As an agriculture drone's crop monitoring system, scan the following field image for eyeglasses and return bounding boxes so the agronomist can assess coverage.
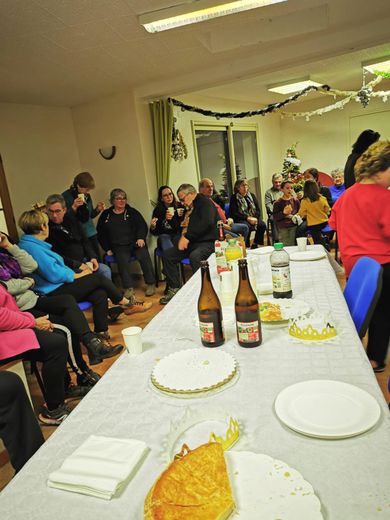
[48,208,64,214]
[114,197,127,201]
[178,194,189,204]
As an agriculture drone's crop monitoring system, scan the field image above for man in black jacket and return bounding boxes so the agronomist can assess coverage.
[160,183,219,305]
[46,194,111,280]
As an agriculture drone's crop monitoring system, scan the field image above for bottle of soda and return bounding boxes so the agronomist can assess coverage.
[235,258,262,348]
[198,260,225,347]
[270,242,292,299]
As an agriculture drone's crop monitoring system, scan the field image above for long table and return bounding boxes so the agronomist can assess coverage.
[1,247,389,519]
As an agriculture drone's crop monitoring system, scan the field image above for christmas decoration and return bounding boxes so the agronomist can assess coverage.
[282,143,304,192]
[171,119,188,162]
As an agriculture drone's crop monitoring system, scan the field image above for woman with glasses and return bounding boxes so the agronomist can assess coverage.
[150,185,184,251]
[229,179,266,248]
[97,189,156,299]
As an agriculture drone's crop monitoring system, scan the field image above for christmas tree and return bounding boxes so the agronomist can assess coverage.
[282,143,304,192]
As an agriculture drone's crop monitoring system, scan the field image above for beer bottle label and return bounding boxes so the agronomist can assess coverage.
[199,321,224,343]
[237,320,260,343]
[271,266,292,293]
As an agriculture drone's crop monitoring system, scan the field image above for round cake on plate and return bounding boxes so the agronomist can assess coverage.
[151,349,237,395]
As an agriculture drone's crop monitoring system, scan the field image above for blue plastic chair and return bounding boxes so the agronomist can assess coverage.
[344,257,383,338]
[224,203,230,218]
[78,301,92,311]
[153,247,190,286]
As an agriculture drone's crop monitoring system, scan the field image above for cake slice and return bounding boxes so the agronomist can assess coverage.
[144,442,235,520]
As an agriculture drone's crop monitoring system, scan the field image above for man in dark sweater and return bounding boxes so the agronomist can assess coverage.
[160,183,219,305]
[46,194,111,280]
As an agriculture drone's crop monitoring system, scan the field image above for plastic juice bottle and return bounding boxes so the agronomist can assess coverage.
[225,239,243,270]
[270,242,292,299]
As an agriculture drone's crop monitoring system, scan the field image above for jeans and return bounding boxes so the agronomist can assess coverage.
[162,241,215,289]
[230,223,249,241]
[113,244,155,289]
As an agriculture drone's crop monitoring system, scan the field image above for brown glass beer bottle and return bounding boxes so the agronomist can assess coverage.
[198,260,225,347]
[235,258,262,347]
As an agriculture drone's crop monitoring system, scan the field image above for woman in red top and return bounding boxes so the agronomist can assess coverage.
[329,140,390,372]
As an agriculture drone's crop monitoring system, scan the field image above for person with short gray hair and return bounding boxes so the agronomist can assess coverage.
[264,173,283,242]
[46,194,112,281]
[329,169,345,205]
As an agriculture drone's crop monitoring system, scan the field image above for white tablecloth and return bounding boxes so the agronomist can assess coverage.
[1,247,389,519]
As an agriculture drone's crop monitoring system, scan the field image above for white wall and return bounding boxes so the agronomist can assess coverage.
[280,98,390,173]
[0,102,80,229]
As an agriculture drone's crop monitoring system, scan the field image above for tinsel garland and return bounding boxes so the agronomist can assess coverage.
[169,84,331,119]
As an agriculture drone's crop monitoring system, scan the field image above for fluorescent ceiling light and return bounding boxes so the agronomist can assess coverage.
[363,57,390,74]
[268,77,322,95]
[140,0,287,33]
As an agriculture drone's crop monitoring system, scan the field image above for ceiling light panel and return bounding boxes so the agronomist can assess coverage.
[268,78,322,94]
[363,57,390,74]
[140,0,287,33]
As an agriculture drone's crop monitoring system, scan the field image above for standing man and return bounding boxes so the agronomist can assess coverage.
[160,184,219,305]
[273,181,300,246]
[264,173,283,242]
[198,178,248,241]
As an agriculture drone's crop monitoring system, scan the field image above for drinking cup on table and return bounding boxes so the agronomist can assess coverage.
[220,270,235,305]
[177,208,184,217]
[122,326,143,355]
[167,207,175,216]
[296,237,307,252]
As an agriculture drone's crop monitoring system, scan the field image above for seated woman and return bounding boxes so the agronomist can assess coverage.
[0,283,69,426]
[17,210,150,362]
[1,232,106,379]
[150,185,184,251]
[329,140,390,373]
[229,179,266,248]
[329,168,346,205]
[97,189,156,299]
[298,180,330,246]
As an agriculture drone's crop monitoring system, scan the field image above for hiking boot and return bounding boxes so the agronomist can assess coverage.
[145,284,156,297]
[159,287,179,305]
[77,368,101,387]
[123,288,134,300]
[39,403,71,426]
[108,306,123,322]
[123,298,152,314]
[65,384,91,402]
[85,334,123,365]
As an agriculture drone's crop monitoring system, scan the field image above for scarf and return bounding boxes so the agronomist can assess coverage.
[236,192,257,217]
[0,252,23,281]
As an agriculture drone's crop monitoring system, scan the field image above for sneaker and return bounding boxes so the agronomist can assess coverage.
[145,284,156,297]
[77,368,101,387]
[108,306,124,322]
[39,403,71,426]
[123,299,152,314]
[65,384,91,402]
[123,288,135,300]
[159,287,180,305]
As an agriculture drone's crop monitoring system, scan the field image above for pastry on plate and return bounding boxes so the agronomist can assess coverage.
[144,442,235,519]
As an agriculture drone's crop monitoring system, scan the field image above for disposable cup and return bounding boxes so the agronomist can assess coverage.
[122,326,143,355]
[296,237,307,252]
[78,193,85,202]
[177,208,184,217]
[167,207,175,216]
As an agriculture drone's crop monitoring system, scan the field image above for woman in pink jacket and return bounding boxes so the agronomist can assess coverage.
[0,283,69,425]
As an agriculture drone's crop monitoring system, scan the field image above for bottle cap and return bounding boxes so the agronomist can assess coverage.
[200,260,209,268]
[273,242,284,250]
[227,239,236,245]
[238,258,247,266]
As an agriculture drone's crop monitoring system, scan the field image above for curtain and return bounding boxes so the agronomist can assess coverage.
[150,99,173,188]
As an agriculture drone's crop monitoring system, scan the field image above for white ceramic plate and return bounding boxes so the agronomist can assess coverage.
[289,251,327,262]
[247,245,274,256]
[274,380,381,439]
[258,298,311,323]
[226,451,323,519]
[151,348,237,393]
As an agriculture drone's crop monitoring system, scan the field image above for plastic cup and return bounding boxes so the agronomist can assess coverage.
[297,237,307,252]
[220,271,235,305]
[167,207,175,216]
[122,326,143,354]
[177,208,184,217]
[78,193,85,202]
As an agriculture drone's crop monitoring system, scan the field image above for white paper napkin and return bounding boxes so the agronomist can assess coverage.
[47,435,148,500]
